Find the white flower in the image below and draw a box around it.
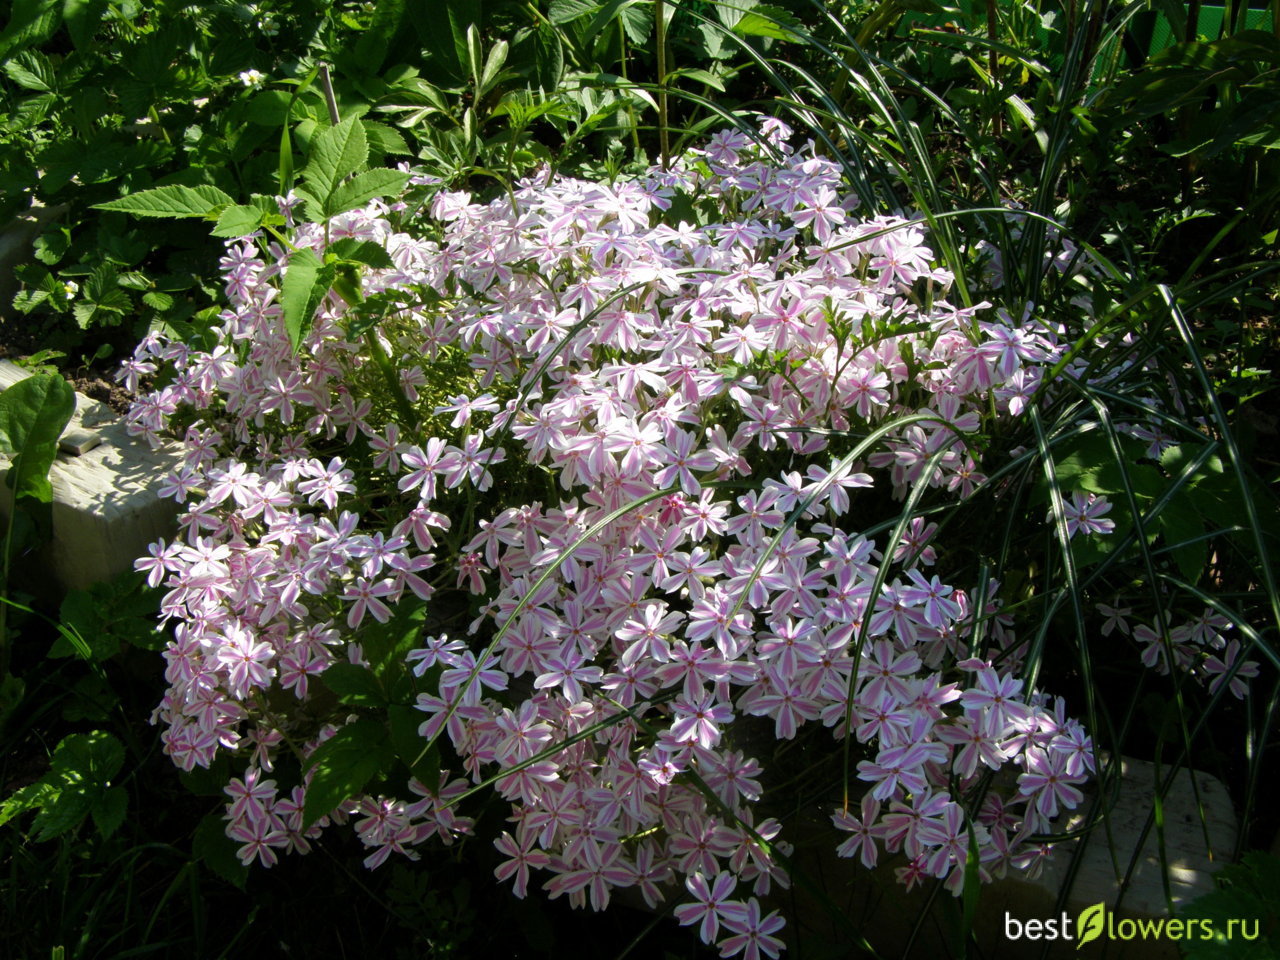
[62,281,79,298]
[238,69,265,88]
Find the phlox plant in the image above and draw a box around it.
[120,120,1246,954]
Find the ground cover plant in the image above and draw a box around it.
[2,1,1279,958]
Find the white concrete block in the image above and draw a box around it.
[0,360,183,593]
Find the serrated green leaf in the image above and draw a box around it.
[353,0,406,74]
[548,0,597,24]
[31,789,93,841]
[115,271,150,291]
[732,7,797,40]
[323,168,411,218]
[0,374,76,503]
[279,247,333,353]
[52,730,124,780]
[0,0,61,62]
[329,238,395,269]
[32,230,68,265]
[90,785,127,838]
[91,184,235,219]
[302,115,369,213]
[62,0,109,48]
[142,290,174,311]
[362,120,411,157]
[49,589,117,660]
[4,51,55,91]
[210,204,266,239]
[0,781,53,829]
[245,89,296,126]
[320,663,386,706]
[302,718,391,828]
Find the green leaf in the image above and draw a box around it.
[279,247,334,353]
[363,120,411,157]
[732,6,797,40]
[62,0,109,48]
[31,789,92,841]
[91,184,235,220]
[60,674,116,723]
[353,0,406,74]
[0,374,76,503]
[0,0,60,62]
[90,785,127,838]
[1159,502,1208,582]
[0,674,26,731]
[320,663,386,706]
[389,704,438,780]
[329,238,395,269]
[211,204,267,239]
[49,589,118,660]
[52,730,125,780]
[142,290,174,311]
[3,51,55,91]
[19,731,127,841]
[32,229,69,265]
[548,0,598,24]
[322,168,411,218]
[193,812,249,887]
[0,782,52,829]
[245,90,297,126]
[302,718,391,828]
[301,115,369,213]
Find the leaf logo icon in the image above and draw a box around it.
[1076,902,1107,949]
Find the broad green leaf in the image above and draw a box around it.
[716,0,757,29]
[245,90,296,126]
[301,116,369,212]
[50,589,117,660]
[732,6,797,40]
[320,663,385,706]
[92,184,234,219]
[52,730,125,780]
[0,374,76,503]
[90,785,127,838]
[279,247,334,353]
[323,168,411,218]
[363,120,411,156]
[142,290,174,311]
[302,718,391,828]
[0,0,60,61]
[31,789,93,841]
[329,238,395,269]
[353,0,406,74]
[211,204,267,238]
[667,66,726,92]
[20,731,127,841]
[548,0,598,23]
[62,0,109,48]
[1159,504,1208,583]
[3,51,55,91]
[0,782,52,829]
[389,704,439,779]
[193,812,249,887]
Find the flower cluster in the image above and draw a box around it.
[1099,604,1260,699]
[126,122,1113,951]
